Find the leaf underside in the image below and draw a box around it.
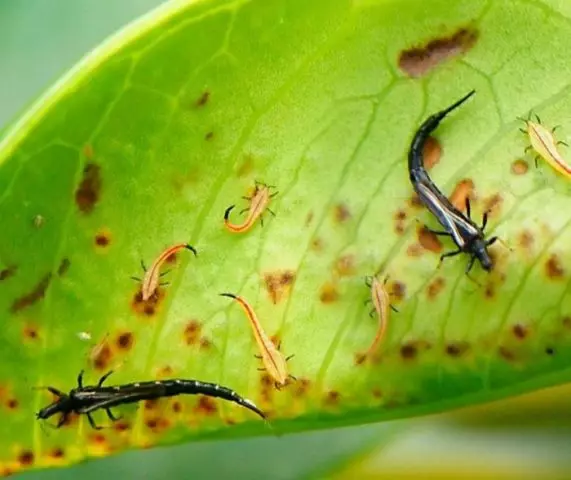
[2,0,571,474]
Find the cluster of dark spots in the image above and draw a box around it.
[511,159,529,175]
[22,324,39,342]
[293,378,311,397]
[445,341,470,357]
[518,230,534,250]
[131,289,164,317]
[545,254,565,279]
[324,390,340,406]
[75,163,102,214]
[144,399,158,411]
[145,417,170,431]
[5,398,18,410]
[57,258,70,276]
[259,373,274,402]
[319,282,339,303]
[172,401,182,413]
[545,346,555,356]
[483,193,503,216]
[334,255,356,277]
[183,320,202,345]
[116,331,134,350]
[195,90,210,107]
[418,225,443,253]
[427,276,446,300]
[94,230,111,248]
[18,451,34,466]
[512,323,529,340]
[334,203,351,223]
[204,131,214,141]
[0,265,17,281]
[449,179,475,211]
[113,421,130,432]
[50,448,64,459]
[423,136,442,169]
[406,243,423,257]
[394,209,407,235]
[10,273,52,313]
[91,341,112,370]
[263,271,296,304]
[498,345,516,362]
[398,27,478,77]
[194,396,217,415]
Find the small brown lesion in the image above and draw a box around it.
[394,209,407,235]
[390,281,406,301]
[23,324,40,341]
[94,229,111,248]
[445,341,470,357]
[204,131,214,141]
[482,193,503,216]
[131,288,165,317]
[511,159,529,175]
[116,332,134,350]
[10,273,52,313]
[498,345,516,362]
[91,341,112,370]
[194,396,218,415]
[518,230,534,250]
[448,179,475,211]
[0,265,17,281]
[334,203,351,223]
[324,390,340,405]
[334,255,356,277]
[75,162,102,214]
[512,323,528,340]
[417,225,443,253]
[319,282,339,303]
[545,253,565,280]
[57,258,70,276]
[183,320,202,346]
[423,137,442,170]
[264,270,296,304]
[400,340,431,360]
[17,450,34,466]
[398,27,479,78]
[195,91,210,107]
[426,277,445,300]
[50,447,65,459]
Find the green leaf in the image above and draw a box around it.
[3,0,571,474]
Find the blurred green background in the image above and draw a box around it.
[3,1,571,479]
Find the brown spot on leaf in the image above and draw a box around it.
[512,323,528,340]
[144,399,158,411]
[83,144,94,160]
[6,398,18,410]
[157,365,173,378]
[354,352,367,366]
[264,270,296,304]
[394,209,407,234]
[0,265,17,281]
[319,282,339,303]
[562,316,571,330]
[311,238,325,252]
[91,342,112,370]
[10,273,52,313]
[116,332,134,350]
[205,131,214,141]
[449,178,474,211]
[423,136,442,170]
[325,391,340,405]
[334,255,356,277]
[417,226,443,253]
[511,159,529,175]
[427,277,445,300]
[50,448,64,459]
[184,320,202,346]
[406,243,423,257]
[57,258,70,276]
[519,230,534,250]
[293,378,311,397]
[113,421,130,432]
[483,193,503,216]
[484,282,495,299]
[195,396,217,415]
[23,324,39,341]
[18,451,33,466]
[409,193,423,209]
[399,27,478,78]
[545,254,564,279]
[131,289,164,317]
[400,343,418,360]
[172,401,182,413]
[391,281,406,301]
[372,388,383,399]
[545,346,555,356]
[94,230,111,248]
[199,337,211,350]
[334,203,351,223]
[196,91,210,107]
[445,341,470,357]
[75,163,101,214]
[498,346,516,362]
[305,211,314,226]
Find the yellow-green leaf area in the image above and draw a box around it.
[2,0,571,474]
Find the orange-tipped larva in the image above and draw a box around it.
[133,243,197,301]
[224,181,277,233]
[220,293,293,389]
[362,276,397,358]
[520,114,571,178]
